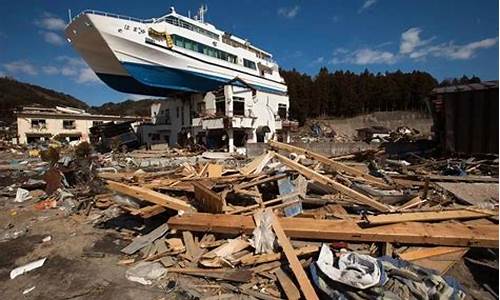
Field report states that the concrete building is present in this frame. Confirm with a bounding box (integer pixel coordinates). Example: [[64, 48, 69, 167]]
[[16, 106, 148, 144], [141, 81, 297, 152]]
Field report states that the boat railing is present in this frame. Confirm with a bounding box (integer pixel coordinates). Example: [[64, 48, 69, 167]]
[[72, 9, 156, 23]]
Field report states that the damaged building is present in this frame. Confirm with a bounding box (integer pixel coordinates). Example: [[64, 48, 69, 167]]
[[141, 79, 298, 152], [15, 106, 148, 144]]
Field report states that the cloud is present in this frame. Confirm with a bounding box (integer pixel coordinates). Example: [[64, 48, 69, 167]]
[[331, 48, 396, 65], [41, 31, 65, 46], [400, 27, 433, 54], [331, 27, 498, 66], [76, 67, 99, 84], [399, 28, 497, 60], [35, 13, 66, 31], [3, 60, 38, 75], [42, 66, 59, 75], [278, 5, 300, 19], [42, 56, 100, 84], [309, 56, 325, 66], [35, 13, 67, 46], [358, 0, 377, 13]]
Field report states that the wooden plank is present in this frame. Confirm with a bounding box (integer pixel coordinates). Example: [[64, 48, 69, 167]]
[[363, 209, 496, 225], [207, 164, 223, 178], [168, 213, 499, 248], [237, 173, 289, 190], [399, 246, 467, 261], [240, 245, 319, 266], [130, 205, 166, 218], [400, 246, 468, 274], [240, 152, 274, 175], [121, 223, 169, 255], [275, 268, 301, 300], [192, 181, 225, 213], [272, 152, 391, 212], [182, 231, 197, 260], [107, 180, 195, 212], [168, 267, 253, 283], [271, 212, 319, 300], [227, 193, 299, 215], [268, 140, 387, 186]]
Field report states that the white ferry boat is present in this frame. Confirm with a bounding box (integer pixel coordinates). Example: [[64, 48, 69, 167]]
[[65, 6, 288, 96]]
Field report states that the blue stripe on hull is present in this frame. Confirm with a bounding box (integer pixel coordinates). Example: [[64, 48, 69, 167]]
[[120, 61, 286, 96], [96, 73, 178, 96]]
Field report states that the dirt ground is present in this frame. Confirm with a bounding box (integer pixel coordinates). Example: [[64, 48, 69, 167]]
[[0, 197, 170, 300]]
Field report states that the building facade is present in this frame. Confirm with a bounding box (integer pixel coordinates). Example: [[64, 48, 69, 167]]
[[141, 81, 297, 152], [16, 106, 148, 144]]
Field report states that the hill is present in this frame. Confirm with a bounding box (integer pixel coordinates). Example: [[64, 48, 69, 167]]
[[90, 99, 160, 117], [0, 76, 88, 124]]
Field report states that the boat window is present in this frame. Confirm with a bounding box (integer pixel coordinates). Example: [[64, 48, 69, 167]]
[[164, 16, 219, 40], [172, 35, 237, 64], [243, 59, 256, 70]]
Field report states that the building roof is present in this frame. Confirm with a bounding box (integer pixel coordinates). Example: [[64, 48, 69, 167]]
[[432, 80, 499, 94], [16, 106, 150, 121]]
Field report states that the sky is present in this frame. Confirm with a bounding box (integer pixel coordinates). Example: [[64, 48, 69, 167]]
[[0, 0, 498, 106]]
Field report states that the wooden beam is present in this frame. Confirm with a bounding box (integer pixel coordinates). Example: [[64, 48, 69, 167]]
[[237, 173, 289, 190], [167, 267, 252, 283], [130, 204, 166, 218], [106, 180, 195, 212], [168, 213, 499, 248], [240, 152, 274, 175], [240, 245, 319, 266], [272, 152, 391, 212], [363, 209, 497, 225], [227, 193, 299, 215], [192, 181, 224, 213], [399, 246, 467, 261], [270, 212, 319, 300], [275, 268, 301, 300], [268, 140, 386, 185]]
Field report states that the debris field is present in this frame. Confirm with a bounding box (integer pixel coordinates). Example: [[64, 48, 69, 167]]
[[0, 139, 498, 299]]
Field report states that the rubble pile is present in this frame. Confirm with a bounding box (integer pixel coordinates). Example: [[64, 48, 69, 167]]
[[0, 140, 498, 299]]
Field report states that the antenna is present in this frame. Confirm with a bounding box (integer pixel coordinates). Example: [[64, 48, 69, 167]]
[[68, 9, 72, 23], [188, 10, 191, 18], [198, 4, 208, 23]]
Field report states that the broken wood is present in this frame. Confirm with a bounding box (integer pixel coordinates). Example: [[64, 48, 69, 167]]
[[192, 181, 225, 213], [130, 204, 166, 218], [270, 211, 319, 300], [121, 223, 169, 255], [268, 140, 388, 186], [168, 267, 253, 283], [107, 180, 195, 212], [363, 209, 497, 225], [272, 152, 391, 212], [240, 152, 274, 175], [240, 244, 319, 266], [274, 268, 301, 300], [168, 213, 499, 248]]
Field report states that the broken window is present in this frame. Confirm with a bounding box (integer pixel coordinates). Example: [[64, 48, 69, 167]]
[[63, 120, 76, 129], [151, 133, 160, 141], [233, 97, 245, 116], [159, 109, 171, 125], [215, 96, 226, 116], [278, 104, 287, 120], [31, 119, 46, 129]]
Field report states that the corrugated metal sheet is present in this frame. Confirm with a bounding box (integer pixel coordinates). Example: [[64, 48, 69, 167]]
[[429, 81, 499, 154]]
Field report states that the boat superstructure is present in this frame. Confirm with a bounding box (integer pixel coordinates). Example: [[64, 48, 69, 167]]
[[65, 6, 288, 96]]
